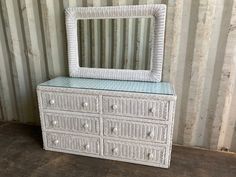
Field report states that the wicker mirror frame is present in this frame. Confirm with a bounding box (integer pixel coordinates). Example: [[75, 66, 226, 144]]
[[65, 4, 166, 82]]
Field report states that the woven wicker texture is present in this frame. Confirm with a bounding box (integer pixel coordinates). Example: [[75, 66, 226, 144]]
[[41, 90, 99, 113], [103, 138, 166, 164], [103, 117, 168, 143], [44, 112, 100, 135], [102, 96, 169, 120], [38, 4, 175, 168], [37, 80, 176, 168], [46, 132, 100, 155], [65, 4, 166, 82]]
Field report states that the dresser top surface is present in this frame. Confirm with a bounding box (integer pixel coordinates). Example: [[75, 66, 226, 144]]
[[39, 77, 175, 95]]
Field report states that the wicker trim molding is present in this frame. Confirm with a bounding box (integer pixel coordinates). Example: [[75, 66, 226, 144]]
[[65, 4, 166, 82]]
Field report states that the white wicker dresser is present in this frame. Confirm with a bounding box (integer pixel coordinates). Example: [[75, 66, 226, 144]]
[[37, 77, 176, 168]]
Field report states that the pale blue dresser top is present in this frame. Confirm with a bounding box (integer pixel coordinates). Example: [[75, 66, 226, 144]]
[[39, 77, 175, 95]]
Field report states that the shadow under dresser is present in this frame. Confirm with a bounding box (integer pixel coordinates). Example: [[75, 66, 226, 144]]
[[37, 77, 176, 168]]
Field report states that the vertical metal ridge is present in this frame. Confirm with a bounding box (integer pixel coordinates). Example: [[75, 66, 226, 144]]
[[19, 0, 48, 124], [39, 0, 54, 78], [175, 0, 200, 145], [183, 0, 219, 146], [0, 0, 18, 121], [37, 0, 49, 80], [209, 0, 235, 150], [1, 0, 35, 123]]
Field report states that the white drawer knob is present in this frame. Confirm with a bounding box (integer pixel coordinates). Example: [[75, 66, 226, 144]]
[[147, 131, 154, 138], [84, 144, 90, 150], [112, 147, 118, 154], [111, 104, 118, 110], [53, 139, 59, 145], [51, 120, 57, 126], [83, 123, 89, 129], [149, 108, 155, 113], [148, 153, 153, 160], [49, 99, 55, 105], [82, 102, 88, 107], [111, 127, 118, 133]]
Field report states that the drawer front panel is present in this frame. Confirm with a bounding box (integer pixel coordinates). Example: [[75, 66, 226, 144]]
[[41, 91, 99, 113], [102, 96, 169, 120], [103, 117, 168, 143], [44, 112, 100, 135], [103, 139, 166, 164], [45, 132, 100, 155]]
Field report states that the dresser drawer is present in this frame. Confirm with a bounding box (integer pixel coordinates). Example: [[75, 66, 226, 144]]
[[45, 132, 100, 155], [41, 91, 99, 113], [103, 139, 166, 165], [102, 96, 169, 120], [103, 117, 168, 143], [43, 112, 100, 135]]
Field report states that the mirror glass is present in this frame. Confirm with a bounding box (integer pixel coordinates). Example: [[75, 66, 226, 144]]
[[77, 17, 154, 70]]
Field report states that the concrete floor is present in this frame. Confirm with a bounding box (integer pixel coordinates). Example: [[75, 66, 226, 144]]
[[0, 121, 236, 177]]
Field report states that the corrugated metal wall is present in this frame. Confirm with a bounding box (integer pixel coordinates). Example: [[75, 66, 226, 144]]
[[0, 0, 236, 152], [77, 17, 153, 70]]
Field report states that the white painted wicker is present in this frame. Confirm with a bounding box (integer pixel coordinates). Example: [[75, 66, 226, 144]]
[[37, 77, 176, 168], [65, 4, 166, 82]]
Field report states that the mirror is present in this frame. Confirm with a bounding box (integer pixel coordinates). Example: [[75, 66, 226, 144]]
[[77, 17, 154, 70], [65, 5, 166, 82]]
